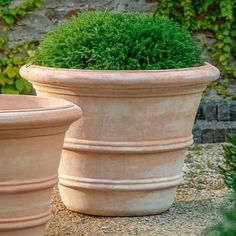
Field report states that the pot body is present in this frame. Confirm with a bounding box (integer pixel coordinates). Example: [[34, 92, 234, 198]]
[[20, 64, 220, 216], [0, 95, 81, 235]]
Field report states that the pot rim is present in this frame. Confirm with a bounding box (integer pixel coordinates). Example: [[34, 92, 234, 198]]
[[23, 62, 211, 73], [0, 94, 76, 113], [0, 94, 78, 114], [0, 95, 82, 130], [20, 62, 220, 88]]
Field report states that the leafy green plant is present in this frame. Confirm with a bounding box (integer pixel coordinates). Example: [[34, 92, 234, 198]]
[[0, 0, 12, 7], [206, 197, 236, 236], [0, 0, 42, 30], [154, 0, 236, 98], [32, 11, 202, 70], [153, 0, 236, 79], [0, 0, 43, 94], [206, 135, 236, 235], [220, 135, 236, 191]]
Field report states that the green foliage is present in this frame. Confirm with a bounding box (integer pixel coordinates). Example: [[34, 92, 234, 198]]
[[32, 11, 202, 70], [154, 0, 236, 80], [0, 0, 12, 7], [220, 135, 236, 191], [0, 0, 43, 94], [188, 144, 202, 155], [0, 0, 42, 29], [206, 196, 236, 236], [205, 135, 236, 235]]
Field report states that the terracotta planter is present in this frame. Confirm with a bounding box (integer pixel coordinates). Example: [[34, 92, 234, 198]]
[[20, 63, 219, 216], [0, 95, 81, 235]]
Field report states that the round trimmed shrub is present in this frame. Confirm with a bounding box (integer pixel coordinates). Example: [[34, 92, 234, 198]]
[[32, 11, 202, 70]]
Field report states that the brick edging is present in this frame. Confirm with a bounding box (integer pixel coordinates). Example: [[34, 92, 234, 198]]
[[193, 99, 236, 143]]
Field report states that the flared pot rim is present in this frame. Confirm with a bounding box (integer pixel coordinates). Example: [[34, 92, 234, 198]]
[[0, 95, 77, 113], [0, 95, 82, 130], [20, 62, 220, 89]]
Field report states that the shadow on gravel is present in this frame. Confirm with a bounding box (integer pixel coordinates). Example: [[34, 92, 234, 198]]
[[46, 197, 225, 236]]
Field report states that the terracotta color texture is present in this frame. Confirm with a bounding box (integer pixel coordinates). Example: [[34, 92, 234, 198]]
[[0, 95, 81, 235], [20, 63, 220, 216]]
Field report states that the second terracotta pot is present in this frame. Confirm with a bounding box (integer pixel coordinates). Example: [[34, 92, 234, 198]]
[[0, 95, 81, 235], [20, 63, 219, 216]]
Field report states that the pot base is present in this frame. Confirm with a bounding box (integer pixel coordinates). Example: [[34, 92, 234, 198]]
[[59, 184, 177, 216]]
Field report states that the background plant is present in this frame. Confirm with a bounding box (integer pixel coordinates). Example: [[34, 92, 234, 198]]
[[154, 0, 236, 98], [32, 11, 202, 70], [206, 135, 236, 235], [0, 0, 42, 94], [220, 135, 236, 191]]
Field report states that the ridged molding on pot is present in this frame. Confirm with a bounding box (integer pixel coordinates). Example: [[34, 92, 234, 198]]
[[20, 63, 220, 216], [0, 95, 81, 236]]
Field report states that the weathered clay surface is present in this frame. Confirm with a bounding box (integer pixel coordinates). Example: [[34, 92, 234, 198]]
[[0, 95, 81, 235], [20, 64, 220, 216], [45, 144, 228, 236]]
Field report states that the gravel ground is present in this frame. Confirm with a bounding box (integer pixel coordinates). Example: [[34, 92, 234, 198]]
[[45, 144, 229, 236]]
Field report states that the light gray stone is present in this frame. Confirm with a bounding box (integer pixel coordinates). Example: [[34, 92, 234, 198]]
[[5, 0, 158, 46], [217, 100, 230, 121], [230, 101, 236, 121], [202, 101, 217, 121], [193, 122, 202, 144]]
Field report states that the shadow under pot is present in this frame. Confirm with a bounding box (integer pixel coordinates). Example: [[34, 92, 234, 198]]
[[0, 95, 81, 236]]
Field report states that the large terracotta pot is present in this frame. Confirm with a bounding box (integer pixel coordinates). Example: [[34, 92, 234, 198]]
[[0, 95, 81, 235], [20, 63, 219, 216]]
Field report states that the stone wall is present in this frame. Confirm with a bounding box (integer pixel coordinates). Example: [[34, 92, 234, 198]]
[[6, 0, 158, 45], [4, 0, 236, 143], [193, 91, 236, 143]]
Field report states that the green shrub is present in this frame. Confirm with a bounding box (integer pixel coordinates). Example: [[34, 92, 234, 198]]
[[153, 0, 236, 79], [32, 11, 202, 70], [205, 194, 236, 236], [206, 135, 236, 236], [220, 135, 236, 192]]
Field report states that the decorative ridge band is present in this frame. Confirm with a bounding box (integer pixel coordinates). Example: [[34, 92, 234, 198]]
[[32, 82, 207, 98], [0, 175, 58, 193], [0, 210, 51, 230], [59, 174, 182, 191], [64, 136, 193, 153]]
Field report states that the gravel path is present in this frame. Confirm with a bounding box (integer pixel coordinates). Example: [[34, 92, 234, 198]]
[[45, 144, 229, 236]]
